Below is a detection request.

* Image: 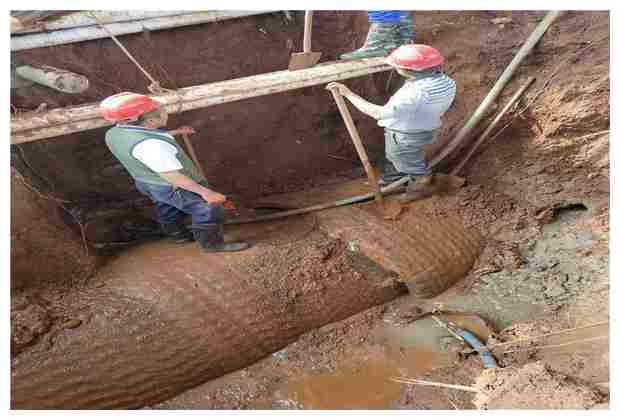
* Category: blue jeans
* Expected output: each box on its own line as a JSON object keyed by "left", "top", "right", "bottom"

{"left": 135, "top": 181, "right": 224, "bottom": 227}
{"left": 367, "top": 11, "right": 405, "bottom": 23}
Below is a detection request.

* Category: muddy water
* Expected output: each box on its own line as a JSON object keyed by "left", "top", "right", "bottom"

{"left": 280, "top": 354, "right": 439, "bottom": 409}
{"left": 259, "top": 313, "right": 491, "bottom": 410}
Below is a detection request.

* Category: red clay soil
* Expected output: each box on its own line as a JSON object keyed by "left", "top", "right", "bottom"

{"left": 10, "top": 10, "right": 609, "bottom": 410}
{"left": 10, "top": 213, "right": 409, "bottom": 409}
{"left": 473, "top": 361, "right": 602, "bottom": 409}
{"left": 10, "top": 173, "right": 100, "bottom": 291}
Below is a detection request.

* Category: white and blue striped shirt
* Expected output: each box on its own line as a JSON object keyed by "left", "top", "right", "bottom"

{"left": 378, "top": 73, "right": 456, "bottom": 132}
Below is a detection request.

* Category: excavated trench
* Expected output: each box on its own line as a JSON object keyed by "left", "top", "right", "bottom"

{"left": 10, "top": 11, "right": 609, "bottom": 410}
{"left": 11, "top": 181, "right": 483, "bottom": 408}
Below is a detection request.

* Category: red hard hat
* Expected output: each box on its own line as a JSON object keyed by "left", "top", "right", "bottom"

{"left": 386, "top": 44, "right": 444, "bottom": 71}
{"left": 100, "top": 92, "right": 163, "bottom": 122}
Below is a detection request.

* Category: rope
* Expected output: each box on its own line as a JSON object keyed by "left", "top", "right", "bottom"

{"left": 88, "top": 12, "right": 192, "bottom": 123}
{"left": 87, "top": 12, "right": 161, "bottom": 93}
{"left": 390, "top": 377, "right": 478, "bottom": 393}
{"left": 501, "top": 335, "right": 608, "bottom": 354}
{"left": 460, "top": 321, "right": 609, "bottom": 355}
{"left": 486, "top": 321, "right": 609, "bottom": 351}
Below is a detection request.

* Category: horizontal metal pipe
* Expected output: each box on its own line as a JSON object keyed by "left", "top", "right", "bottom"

{"left": 11, "top": 11, "right": 276, "bottom": 51}
{"left": 227, "top": 176, "right": 409, "bottom": 225}
{"left": 15, "top": 65, "right": 90, "bottom": 94}
{"left": 12, "top": 11, "right": 191, "bottom": 34}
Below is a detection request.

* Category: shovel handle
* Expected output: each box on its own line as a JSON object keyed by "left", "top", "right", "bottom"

{"left": 328, "top": 88, "right": 383, "bottom": 204}
{"left": 181, "top": 133, "right": 206, "bottom": 179}
{"left": 303, "top": 11, "right": 313, "bottom": 53}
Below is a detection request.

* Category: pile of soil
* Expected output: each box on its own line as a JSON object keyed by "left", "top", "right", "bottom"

{"left": 494, "top": 319, "right": 568, "bottom": 366}
{"left": 473, "top": 361, "right": 602, "bottom": 409}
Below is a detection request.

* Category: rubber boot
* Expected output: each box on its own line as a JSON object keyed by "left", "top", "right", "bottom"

{"left": 120, "top": 219, "right": 165, "bottom": 242}
{"left": 397, "top": 174, "right": 440, "bottom": 203}
{"left": 340, "top": 22, "right": 401, "bottom": 60}
{"left": 398, "top": 13, "right": 416, "bottom": 44}
{"left": 161, "top": 222, "right": 194, "bottom": 243}
{"left": 192, "top": 224, "right": 249, "bottom": 253}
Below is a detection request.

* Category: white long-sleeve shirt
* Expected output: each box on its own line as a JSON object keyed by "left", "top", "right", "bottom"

{"left": 378, "top": 73, "right": 456, "bottom": 132}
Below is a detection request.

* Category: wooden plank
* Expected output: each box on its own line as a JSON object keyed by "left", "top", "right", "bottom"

{"left": 11, "top": 57, "right": 390, "bottom": 144}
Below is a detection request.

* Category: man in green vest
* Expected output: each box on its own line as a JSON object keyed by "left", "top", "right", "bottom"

{"left": 101, "top": 92, "right": 249, "bottom": 253}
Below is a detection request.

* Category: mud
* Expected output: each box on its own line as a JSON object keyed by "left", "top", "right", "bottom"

{"left": 10, "top": 172, "right": 100, "bottom": 291}
{"left": 151, "top": 11, "right": 609, "bottom": 408}
{"left": 153, "top": 299, "right": 491, "bottom": 410}
{"left": 473, "top": 362, "right": 603, "bottom": 409}
{"left": 10, "top": 10, "right": 609, "bottom": 411}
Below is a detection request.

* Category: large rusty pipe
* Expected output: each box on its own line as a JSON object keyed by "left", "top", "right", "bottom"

{"left": 11, "top": 227, "right": 402, "bottom": 409}
{"left": 11, "top": 199, "right": 482, "bottom": 409}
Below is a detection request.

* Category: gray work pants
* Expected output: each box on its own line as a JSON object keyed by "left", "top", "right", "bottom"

{"left": 384, "top": 129, "right": 436, "bottom": 176}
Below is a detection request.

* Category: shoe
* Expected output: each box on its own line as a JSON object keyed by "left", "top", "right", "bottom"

{"left": 192, "top": 224, "right": 249, "bottom": 253}
{"left": 378, "top": 161, "right": 409, "bottom": 187}
{"left": 397, "top": 174, "right": 439, "bottom": 203}
{"left": 160, "top": 222, "right": 194, "bottom": 243}
{"left": 378, "top": 173, "right": 409, "bottom": 187}
{"left": 341, "top": 22, "right": 400, "bottom": 60}
{"left": 120, "top": 219, "right": 165, "bottom": 242}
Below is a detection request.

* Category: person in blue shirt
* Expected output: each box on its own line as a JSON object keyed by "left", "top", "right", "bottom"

{"left": 341, "top": 11, "right": 415, "bottom": 60}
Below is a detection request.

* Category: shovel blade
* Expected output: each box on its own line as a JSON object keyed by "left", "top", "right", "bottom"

{"left": 288, "top": 51, "right": 322, "bottom": 70}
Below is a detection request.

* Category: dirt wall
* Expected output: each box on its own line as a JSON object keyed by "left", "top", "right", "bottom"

{"left": 11, "top": 11, "right": 393, "bottom": 202}
{"left": 10, "top": 172, "right": 99, "bottom": 291}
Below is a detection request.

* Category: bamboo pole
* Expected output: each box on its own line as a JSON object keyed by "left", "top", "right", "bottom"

{"left": 226, "top": 176, "right": 409, "bottom": 225}
{"left": 328, "top": 87, "right": 383, "bottom": 205}
{"left": 11, "top": 57, "right": 390, "bottom": 144}
{"left": 429, "top": 11, "right": 563, "bottom": 169}
{"left": 451, "top": 76, "right": 536, "bottom": 175}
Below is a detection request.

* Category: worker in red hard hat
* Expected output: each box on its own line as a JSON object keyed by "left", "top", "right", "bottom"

{"left": 100, "top": 92, "right": 249, "bottom": 253}
{"left": 327, "top": 44, "right": 456, "bottom": 202}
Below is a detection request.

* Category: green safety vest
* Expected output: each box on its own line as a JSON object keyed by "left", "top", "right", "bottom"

{"left": 105, "top": 125, "right": 205, "bottom": 186}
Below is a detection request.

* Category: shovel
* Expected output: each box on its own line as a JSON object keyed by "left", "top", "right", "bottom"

{"left": 181, "top": 133, "right": 237, "bottom": 212}
{"left": 288, "top": 11, "right": 322, "bottom": 71}
{"left": 327, "top": 86, "right": 383, "bottom": 208}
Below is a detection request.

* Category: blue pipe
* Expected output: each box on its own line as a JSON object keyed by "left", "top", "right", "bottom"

{"left": 454, "top": 328, "right": 499, "bottom": 369}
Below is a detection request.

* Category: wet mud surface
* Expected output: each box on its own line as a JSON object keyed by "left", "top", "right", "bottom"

{"left": 11, "top": 10, "right": 609, "bottom": 410}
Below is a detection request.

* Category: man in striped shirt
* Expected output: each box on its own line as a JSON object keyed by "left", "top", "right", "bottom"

{"left": 327, "top": 44, "right": 456, "bottom": 202}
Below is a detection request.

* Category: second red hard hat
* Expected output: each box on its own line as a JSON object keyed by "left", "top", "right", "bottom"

{"left": 386, "top": 44, "right": 444, "bottom": 71}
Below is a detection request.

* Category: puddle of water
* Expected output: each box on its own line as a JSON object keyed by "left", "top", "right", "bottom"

{"left": 381, "top": 313, "right": 492, "bottom": 352}
{"left": 272, "top": 313, "right": 489, "bottom": 410}
{"left": 280, "top": 352, "right": 445, "bottom": 410}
